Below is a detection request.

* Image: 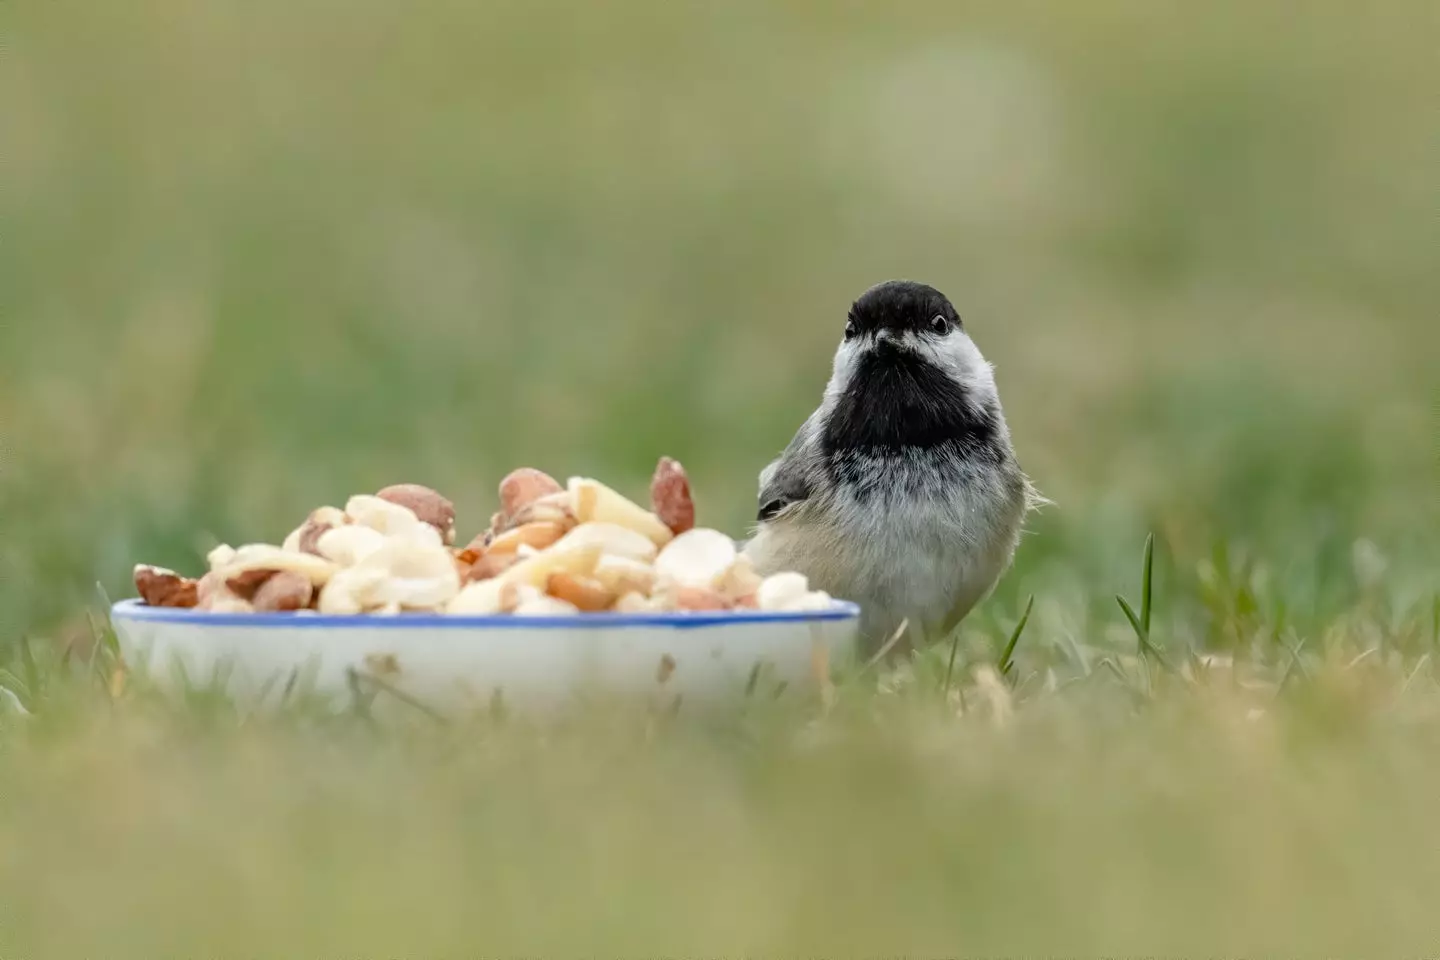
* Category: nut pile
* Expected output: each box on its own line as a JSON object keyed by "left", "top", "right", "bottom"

{"left": 132, "top": 458, "right": 837, "bottom": 617}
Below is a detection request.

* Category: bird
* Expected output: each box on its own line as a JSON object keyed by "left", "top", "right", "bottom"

{"left": 742, "top": 279, "right": 1039, "bottom": 656}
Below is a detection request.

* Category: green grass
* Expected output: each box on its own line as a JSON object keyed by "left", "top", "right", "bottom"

{"left": 3, "top": 0, "right": 1439, "bottom": 954}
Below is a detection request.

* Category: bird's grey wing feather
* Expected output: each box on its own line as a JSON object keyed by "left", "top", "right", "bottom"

{"left": 757, "top": 416, "right": 820, "bottom": 522}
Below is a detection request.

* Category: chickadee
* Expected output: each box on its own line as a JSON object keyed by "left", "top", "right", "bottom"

{"left": 743, "top": 280, "right": 1037, "bottom": 654}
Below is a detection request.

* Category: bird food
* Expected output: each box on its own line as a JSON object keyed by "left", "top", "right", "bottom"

{"left": 131, "top": 458, "right": 838, "bottom": 617}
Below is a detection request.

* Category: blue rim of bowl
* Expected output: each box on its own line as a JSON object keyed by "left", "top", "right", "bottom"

{"left": 109, "top": 597, "right": 861, "bottom": 630}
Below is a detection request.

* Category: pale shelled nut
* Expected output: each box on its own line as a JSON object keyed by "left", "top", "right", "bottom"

{"left": 551, "top": 521, "right": 659, "bottom": 564}
{"left": 654, "top": 528, "right": 738, "bottom": 589}
{"left": 675, "top": 586, "right": 730, "bottom": 611}
{"left": 567, "top": 477, "right": 673, "bottom": 547}
{"left": 252, "top": 572, "right": 314, "bottom": 612}
{"left": 613, "top": 591, "right": 655, "bottom": 614}
{"left": 591, "top": 555, "right": 657, "bottom": 596}
{"left": 447, "top": 577, "right": 507, "bottom": 615}
{"left": 499, "top": 582, "right": 544, "bottom": 612}
{"left": 317, "top": 567, "right": 389, "bottom": 614}
{"left": 467, "top": 550, "right": 520, "bottom": 582}
{"left": 220, "top": 544, "right": 339, "bottom": 587}
{"left": 717, "top": 553, "right": 764, "bottom": 602}
{"left": 487, "top": 521, "right": 567, "bottom": 556}
{"left": 206, "top": 544, "right": 238, "bottom": 570}
{"left": 197, "top": 570, "right": 228, "bottom": 606}
{"left": 196, "top": 570, "right": 254, "bottom": 613}
{"left": 756, "top": 572, "right": 810, "bottom": 611}
{"left": 546, "top": 572, "right": 616, "bottom": 612}
{"left": 646, "top": 579, "right": 680, "bottom": 612}
{"left": 500, "top": 542, "right": 603, "bottom": 591}
{"left": 513, "top": 595, "right": 582, "bottom": 616}
{"left": 315, "top": 524, "right": 387, "bottom": 567}
{"left": 344, "top": 495, "right": 427, "bottom": 537}
{"left": 779, "top": 590, "right": 834, "bottom": 612}
{"left": 283, "top": 506, "right": 348, "bottom": 556}
{"left": 205, "top": 595, "right": 257, "bottom": 614}
{"left": 359, "top": 536, "right": 461, "bottom": 611}
{"left": 134, "top": 460, "right": 846, "bottom": 619}
{"left": 375, "top": 537, "right": 462, "bottom": 580}
{"left": 371, "top": 573, "right": 459, "bottom": 611}
{"left": 391, "top": 521, "right": 445, "bottom": 551}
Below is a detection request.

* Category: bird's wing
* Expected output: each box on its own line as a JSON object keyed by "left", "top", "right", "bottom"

{"left": 756, "top": 417, "right": 819, "bottom": 522}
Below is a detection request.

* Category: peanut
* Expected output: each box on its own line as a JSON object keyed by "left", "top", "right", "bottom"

{"left": 650, "top": 456, "right": 696, "bottom": 535}
{"left": 376, "top": 484, "right": 457, "bottom": 544}
{"left": 499, "top": 468, "right": 563, "bottom": 523}
{"left": 546, "top": 572, "right": 616, "bottom": 612}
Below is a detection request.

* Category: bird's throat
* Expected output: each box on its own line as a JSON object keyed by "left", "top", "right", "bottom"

{"left": 821, "top": 346, "right": 995, "bottom": 455}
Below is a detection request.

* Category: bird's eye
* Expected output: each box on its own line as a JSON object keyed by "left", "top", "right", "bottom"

{"left": 844, "top": 321, "right": 857, "bottom": 341}
{"left": 929, "top": 314, "right": 951, "bottom": 335}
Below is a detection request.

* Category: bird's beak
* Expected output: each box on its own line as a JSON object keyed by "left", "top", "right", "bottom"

{"left": 868, "top": 329, "right": 912, "bottom": 353}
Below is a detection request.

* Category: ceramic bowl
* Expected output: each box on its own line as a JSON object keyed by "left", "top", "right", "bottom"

{"left": 110, "top": 599, "right": 860, "bottom": 714}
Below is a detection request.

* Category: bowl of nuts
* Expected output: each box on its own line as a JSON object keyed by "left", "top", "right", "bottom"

{"left": 113, "top": 458, "right": 859, "bottom": 713}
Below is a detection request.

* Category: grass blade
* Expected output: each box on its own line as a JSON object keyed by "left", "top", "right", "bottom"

{"left": 744, "top": 660, "right": 764, "bottom": 698}
{"left": 997, "top": 594, "right": 1036, "bottom": 679}
{"left": 1140, "top": 532, "right": 1154, "bottom": 636}
{"left": 862, "top": 619, "right": 910, "bottom": 675}
{"left": 254, "top": 671, "right": 284, "bottom": 708}
{"left": 280, "top": 667, "right": 301, "bottom": 708}
{"left": 345, "top": 667, "right": 376, "bottom": 724}
{"left": 1117, "top": 595, "right": 1174, "bottom": 674}
{"left": 1432, "top": 592, "right": 1438, "bottom": 648}
{"left": 355, "top": 671, "right": 449, "bottom": 726}
{"left": 1097, "top": 657, "right": 1129, "bottom": 686}
{"left": 1399, "top": 654, "right": 1432, "bottom": 697}
{"left": 18, "top": 635, "right": 41, "bottom": 706}
{"left": 1276, "top": 638, "right": 1308, "bottom": 695}
{"left": 0, "top": 668, "right": 31, "bottom": 709}
{"left": 1117, "top": 595, "right": 1145, "bottom": 642}
{"left": 942, "top": 628, "right": 962, "bottom": 693}
{"left": 1117, "top": 534, "right": 1176, "bottom": 675}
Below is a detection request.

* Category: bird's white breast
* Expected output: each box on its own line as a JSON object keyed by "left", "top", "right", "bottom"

{"left": 746, "top": 450, "right": 1025, "bottom": 647}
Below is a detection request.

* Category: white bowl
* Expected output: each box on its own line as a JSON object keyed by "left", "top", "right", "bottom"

{"left": 110, "top": 599, "right": 860, "bottom": 714}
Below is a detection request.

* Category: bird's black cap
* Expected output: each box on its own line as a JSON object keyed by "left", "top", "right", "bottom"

{"left": 821, "top": 280, "right": 998, "bottom": 459}
{"left": 846, "top": 280, "right": 962, "bottom": 337}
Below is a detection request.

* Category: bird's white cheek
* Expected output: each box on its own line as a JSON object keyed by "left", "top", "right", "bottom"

{"left": 825, "top": 342, "right": 862, "bottom": 399}
{"left": 903, "top": 333, "right": 997, "bottom": 408}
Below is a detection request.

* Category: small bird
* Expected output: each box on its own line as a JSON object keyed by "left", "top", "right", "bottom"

{"left": 743, "top": 280, "right": 1038, "bottom": 655}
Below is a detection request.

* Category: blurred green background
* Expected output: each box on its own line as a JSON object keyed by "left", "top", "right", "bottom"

{"left": 4, "top": 3, "right": 1440, "bottom": 955}
{"left": 2, "top": 1, "right": 1436, "bottom": 637}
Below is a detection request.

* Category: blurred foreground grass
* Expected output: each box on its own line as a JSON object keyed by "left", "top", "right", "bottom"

{"left": 3, "top": 637, "right": 1440, "bottom": 956}
{"left": 2, "top": 0, "right": 1438, "bottom": 954}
